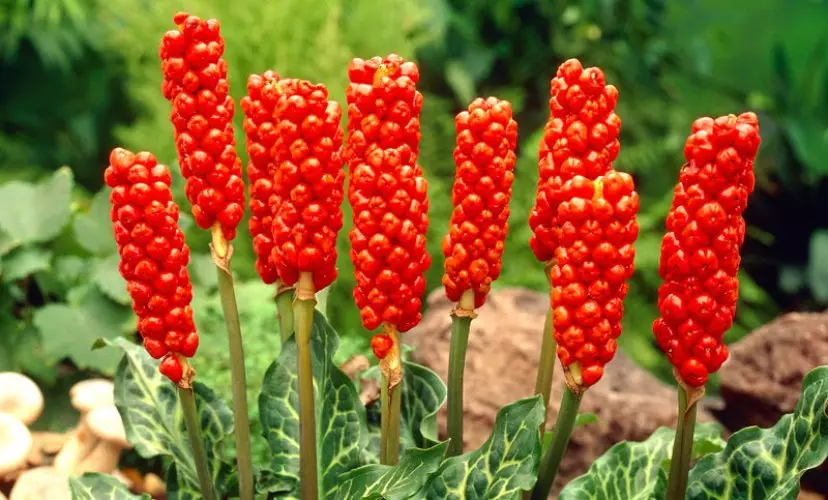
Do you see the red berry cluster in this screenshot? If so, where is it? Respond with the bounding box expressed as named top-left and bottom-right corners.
top-left (104, 148), bottom-right (197, 384)
top-left (346, 55), bottom-right (431, 335)
top-left (529, 59), bottom-right (621, 263)
top-left (551, 172), bottom-right (639, 387)
top-left (268, 79), bottom-right (345, 291)
top-left (442, 98), bottom-right (518, 309)
top-left (653, 113), bottom-right (760, 388)
top-left (241, 71), bottom-right (281, 284)
top-left (159, 12), bottom-right (244, 241)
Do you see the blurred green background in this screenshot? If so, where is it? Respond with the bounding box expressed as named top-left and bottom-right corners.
top-left (1, 0), bottom-right (828, 433)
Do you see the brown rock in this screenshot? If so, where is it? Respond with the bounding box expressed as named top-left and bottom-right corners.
top-left (408, 287), bottom-right (714, 496)
top-left (717, 311), bottom-right (828, 494)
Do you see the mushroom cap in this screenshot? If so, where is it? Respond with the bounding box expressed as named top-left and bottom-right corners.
top-left (0, 412), bottom-right (33, 476)
top-left (8, 466), bottom-right (70, 500)
top-left (86, 406), bottom-right (131, 449)
top-left (0, 373), bottom-right (44, 425)
top-left (69, 379), bottom-right (114, 414)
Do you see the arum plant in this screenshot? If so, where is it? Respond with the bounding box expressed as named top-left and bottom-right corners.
top-left (441, 97), bottom-right (518, 456)
top-left (160, 13), bottom-right (254, 500)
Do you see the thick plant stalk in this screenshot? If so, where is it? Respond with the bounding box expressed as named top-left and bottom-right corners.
top-left (533, 307), bottom-right (556, 431)
top-left (211, 225), bottom-right (254, 500)
top-left (177, 365), bottom-right (217, 500)
top-left (294, 273), bottom-right (319, 499)
top-left (380, 324), bottom-right (402, 465)
top-left (447, 291), bottom-right (474, 456)
top-left (276, 284), bottom-right (295, 342)
top-left (666, 383), bottom-right (703, 499)
top-left (531, 385), bottom-right (583, 500)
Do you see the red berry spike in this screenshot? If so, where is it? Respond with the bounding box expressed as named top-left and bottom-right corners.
top-left (550, 171), bottom-right (640, 388)
top-left (241, 71), bottom-right (282, 284)
top-left (266, 79), bottom-right (345, 292)
top-left (371, 334), bottom-right (393, 360)
top-left (160, 12), bottom-right (244, 241)
top-left (653, 113), bottom-right (760, 388)
top-left (529, 59), bottom-right (621, 264)
top-left (346, 55), bottom-right (431, 333)
top-left (442, 97), bottom-right (518, 310)
top-left (105, 148), bottom-right (198, 385)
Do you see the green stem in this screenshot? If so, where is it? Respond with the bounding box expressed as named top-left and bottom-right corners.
top-left (666, 386), bottom-right (698, 500)
top-left (447, 315), bottom-right (472, 456)
top-left (380, 370), bottom-right (402, 465)
top-left (294, 296), bottom-right (319, 499)
top-left (178, 386), bottom-right (217, 500)
top-left (215, 262), bottom-right (254, 500)
top-left (276, 287), bottom-right (295, 342)
top-left (531, 386), bottom-right (583, 500)
top-left (533, 309), bottom-right (556, 432)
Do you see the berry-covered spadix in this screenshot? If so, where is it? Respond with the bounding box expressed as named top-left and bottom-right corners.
top-left (653, 113), bottom-right (760, 388)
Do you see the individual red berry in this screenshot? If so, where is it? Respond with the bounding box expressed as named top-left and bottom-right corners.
top-left (529, 59), bottom-right (621, 263)
top-left (551, 171), bottom-right (639, 387)
top-left (241, 71), bottom-right (281, 284)
top-left (261, 78), bottom-right (346, 291)
top-left (442, 97), bottom-right (518, 309)
top-left (346, 55), bottom-right (430, 332)
top-left (371, 334), bottom-right (393, 359)
top-left (105, 148), bottom-right (199, 383)
top-left (160, 12), bottom-right (243, 241)
top-left (653, 113), bottom-right (759, 388)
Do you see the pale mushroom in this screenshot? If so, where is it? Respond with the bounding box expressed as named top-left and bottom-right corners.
top-left (0, 373), bottom-right (44, 426)
top-left (143, 472), bottom-right (166, 497)
top-left (74, 405), bottom-right (131, 474)
top-left (8, 466), bottom-right (70, 500)
top-left (0, 413), bottom-right (32, 481)
top-left (54, 378), bottom-right (115, 474)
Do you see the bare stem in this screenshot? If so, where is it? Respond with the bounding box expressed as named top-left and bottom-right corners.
top-left (178, 386), bottom-right (217, 500)
top-left (447, 313), bottom-right (472, 456)
top-left (210, 226), bottom-right (254, 500)
top-left (379, 325), bottom-right (402, 465)
top-left (666, 386), bottom-right (698, 500)
top-left (294, 273), bottom-right (319, 499)
top-left (276, 284), bottom-right (295, 342)
top-left (533, 308), bottom-right (556, 433)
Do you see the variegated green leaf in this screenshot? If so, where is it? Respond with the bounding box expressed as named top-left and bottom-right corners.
top-left (417, 396), bottom-right (545, 499)
top-left (108, 337), bottom-right (234, 497)
top-left (69, 473), bottom-right (150, 499)
top-left (559, 422), bottom-right (724, 499)
top-left (687, 365), bottom-right (828, 499)
top-left (259, 310), bottom-right (366, 498)
top-left (332, 442), bottom-right (448, 499)
top-left (364, 361), bottom-right (447, 462)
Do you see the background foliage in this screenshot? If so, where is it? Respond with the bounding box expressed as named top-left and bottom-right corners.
top-left (1, 0), bottom-right (827, 430)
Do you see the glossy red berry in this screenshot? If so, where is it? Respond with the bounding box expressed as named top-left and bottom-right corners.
top-left (105, 148), bottom-right (198, 383)
top-left (371, 334), bottom-right (393, 360)
top-left (241, 71), bottom-right (281, 284)
top-left (267, 79), bottom-right (345, 291)
top-left (442, 97), bottom-right (518, 308)
top-left (551, 171), bottom-right (639, 387)
top-left (653, 113), bottom-right (760, 388)
top-left (346, 55), bottom-right (431, 333)
top-left (160, 12), bottom-right (243, 241)
top-left (529, 59), bottom-right (621, 263)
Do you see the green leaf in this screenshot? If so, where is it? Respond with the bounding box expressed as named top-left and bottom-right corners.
top-left (0, 317), bottom-right (57, 382)
top-left (107, 337), bottom-right (234, 497)
top-left (33, 288), bottom-right (131, 373)
top-left (686, 366), bottom-right (828, 499)
top-left (73, 188), bottom-right (118, 255)
top-left (0, 168), bottom-right (73, 245)
top-left (69, 473), bottom-right (150, 499)
top-left (364, 361), bottom-right (448, 460)
top-left (559, 423), bottom-right (725, 499)
top-left (416, 396), bottom-right (545, 499)
top-left (0, 246), bottom-right (52, 282)
top-left (332, 442), bottom-right (449, 500)
top-left (259, 310), bottom-right (366, 497)
top-left (92, 253), bottom-right (130, 305)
